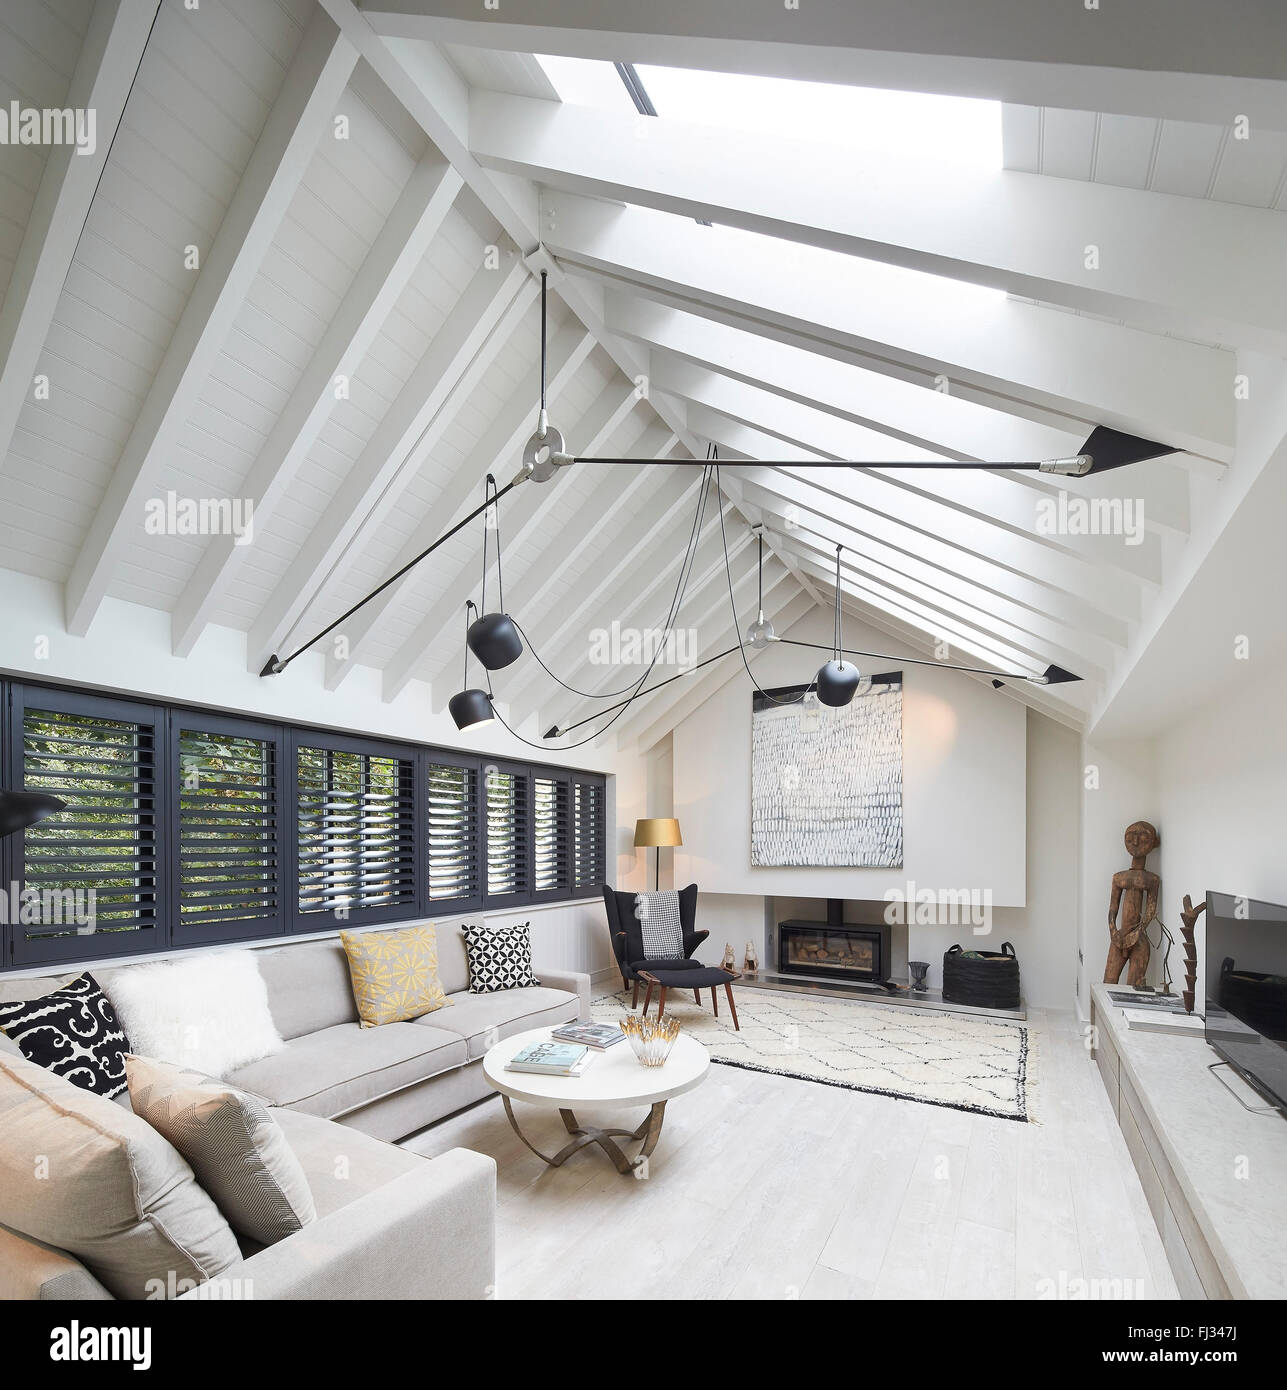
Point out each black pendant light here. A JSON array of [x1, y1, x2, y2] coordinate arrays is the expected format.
[[466, 473, 523, 671], [0, 790, 66, 837], [450, 601, 495, 731], [816, 544, 861, 707]]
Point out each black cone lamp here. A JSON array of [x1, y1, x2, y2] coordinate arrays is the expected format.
[[467, 473, 523, 671], [450, 601, 495, 731], [816, 544, 860, 707], [0, 790, 66, 837]]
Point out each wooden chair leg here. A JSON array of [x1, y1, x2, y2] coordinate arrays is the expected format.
[[694, 988, 701, 1004], [725, 982, 740, 1031], [658, 987, 667, 1018], [711, 985, 718, 1018], [631, 978, 639, 1009], [642, 982, 653, 1016]]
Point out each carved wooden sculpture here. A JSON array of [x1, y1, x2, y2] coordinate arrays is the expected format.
[[1104, 820, 1161, 988], [1178, 893, 1206, 1014]]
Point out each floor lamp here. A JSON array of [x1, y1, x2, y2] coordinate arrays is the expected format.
[[634, 818, 682, 891]]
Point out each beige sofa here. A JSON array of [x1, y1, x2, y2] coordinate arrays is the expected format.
[[0, 923, 591, 1300]]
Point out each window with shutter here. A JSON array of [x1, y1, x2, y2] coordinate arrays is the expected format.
[[426, 759, 479, 908], [176, 722, 280, 942], [533, 774, 571, 898], [484, 766, 529, 902], [15, 695, 162, 959], [572, 777, 606, 893], [296, 742, 416, 920]]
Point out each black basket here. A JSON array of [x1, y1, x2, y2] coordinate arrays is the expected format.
[[942, 941, 1020, 1010]]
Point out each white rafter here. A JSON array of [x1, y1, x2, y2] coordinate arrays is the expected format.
[[249, 256, 533, 672], [63, 9, 360, 636], [0, 0, 158, 470], [321, 321, 595, 689], [172, 150, 464, 656]]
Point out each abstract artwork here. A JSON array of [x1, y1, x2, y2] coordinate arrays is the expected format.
[[750, 674, 903, 867]]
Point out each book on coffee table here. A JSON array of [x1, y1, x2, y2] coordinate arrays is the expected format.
[[550, 1022, 626, 1050], [504, 1040, 591, 1076]]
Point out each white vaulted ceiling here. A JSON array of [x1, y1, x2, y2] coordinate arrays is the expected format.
[[2, 0, 1282, 747]]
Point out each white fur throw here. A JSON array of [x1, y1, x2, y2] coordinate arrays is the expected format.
[[106, 952, 284, 1079]]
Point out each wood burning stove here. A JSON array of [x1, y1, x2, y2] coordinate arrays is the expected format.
[[778, 900, 883, 983]]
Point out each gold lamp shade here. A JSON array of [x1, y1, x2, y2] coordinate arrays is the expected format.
[[634, 817, 682, 848]]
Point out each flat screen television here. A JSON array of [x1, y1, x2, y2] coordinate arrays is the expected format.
[[1204, 891, 1287, 1114]]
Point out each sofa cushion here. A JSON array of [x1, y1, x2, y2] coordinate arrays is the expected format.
[[225, 1022, 467, 1119], [254, 939, 359, 1040], [424, 987, 580, 1060], [126, 1055, 316, 1246], [0, 973, 130, 1098], [0, 1052, 240, 1300], [270, 1108, 428, 1218], [462, 920, 539, 993], [340, 924, 450, 1027]]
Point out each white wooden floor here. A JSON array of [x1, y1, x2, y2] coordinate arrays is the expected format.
[[405, 1008, 1178, 1300]]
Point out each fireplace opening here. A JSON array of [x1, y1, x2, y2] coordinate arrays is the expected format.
[[778, 919, 883, 983]]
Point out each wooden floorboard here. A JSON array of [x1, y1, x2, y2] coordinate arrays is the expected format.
[[403, 1007, 1179, 1300]]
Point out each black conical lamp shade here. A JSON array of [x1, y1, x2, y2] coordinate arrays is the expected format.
[[467, 611, 523, 671], [449, 688, 494, 731], [816, 659, 860, 707], [0, 790, 66, 837]]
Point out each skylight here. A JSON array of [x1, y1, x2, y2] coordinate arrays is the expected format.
[[535, 57, 1001, 170]]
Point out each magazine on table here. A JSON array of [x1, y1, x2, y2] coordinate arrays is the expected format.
[[504, 1040, 592, 1076], [550, 1022, 627, 1050]]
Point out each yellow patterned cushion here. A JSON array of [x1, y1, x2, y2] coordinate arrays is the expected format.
[[339, 925, 451, 1028]]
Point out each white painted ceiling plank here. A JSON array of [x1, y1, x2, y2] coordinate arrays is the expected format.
[[64, 7, 359, 636]]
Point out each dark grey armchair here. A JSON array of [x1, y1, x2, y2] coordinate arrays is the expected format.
[[602, 883, 708, 1008]]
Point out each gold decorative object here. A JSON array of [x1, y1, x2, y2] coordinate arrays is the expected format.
[[619, 1012, 680, 1067]]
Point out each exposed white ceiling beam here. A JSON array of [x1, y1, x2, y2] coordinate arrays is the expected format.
[[473, 91, 1287, 354], [321, 321, 594, 689], [607, 293, 1194, 537], [710, 439, 1131, 647], [250, 256, 532, 671], [657, 360, 1164, 587], [63, 8, 359, 636], [546, 194, 1234, 463], [381, 382, 641, 703], [499, 469, 703, 713], [617, 583, 814, 754], [318, 0, 708, 464], [172, 151, 464, 657], [0, 0, 158, 469], [360, 0, 1287, 129], [723, 476, 1116, 680]]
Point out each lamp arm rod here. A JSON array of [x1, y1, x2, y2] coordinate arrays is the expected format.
[[551, 645, 741, 736], [573, 456, 1047, 471], [774, 636, 1046, 682], [262, 476, 522, 676]]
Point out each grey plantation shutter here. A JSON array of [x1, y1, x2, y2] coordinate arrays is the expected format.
[[534, 774, 571, 895], [297, 744, 416, 917], [572, 778, 606, 891], [485, 767, 529, 900], [177, 725, 278, 938], [20, 702, 159, 942], [426, 759, 479, 905]]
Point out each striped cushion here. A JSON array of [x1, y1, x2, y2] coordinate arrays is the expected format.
[[125, 1054, 316, 1246]]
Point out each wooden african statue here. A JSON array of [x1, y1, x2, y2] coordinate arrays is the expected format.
[[1104, 820, 1160, 988]]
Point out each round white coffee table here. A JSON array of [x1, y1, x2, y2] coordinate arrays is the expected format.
[[483, 1026, 710, 1175]]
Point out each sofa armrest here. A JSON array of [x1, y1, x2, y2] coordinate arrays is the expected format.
[[536, 967, 592, 1021], [180, 1149, 496, 1301], [0, 1222, 114, 1301]]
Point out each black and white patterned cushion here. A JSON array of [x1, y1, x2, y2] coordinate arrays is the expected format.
[[462, 921, 540, 993], [0, 973, 130, 1098], [634, 891, 685, 960]]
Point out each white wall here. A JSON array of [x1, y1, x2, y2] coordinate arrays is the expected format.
[[671, 606, 1027, 903]]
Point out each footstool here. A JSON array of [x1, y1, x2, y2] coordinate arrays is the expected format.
[[637, 966, 741, 1031]]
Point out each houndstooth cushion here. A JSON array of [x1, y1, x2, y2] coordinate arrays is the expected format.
[[125, 1053, 315, 1246], [635, 891, 685, 960], [462, 921, 541, 993]]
